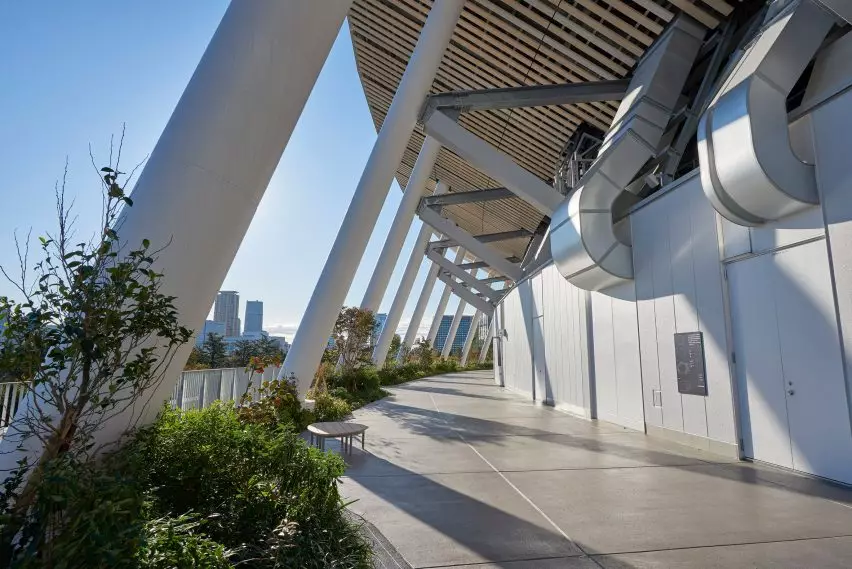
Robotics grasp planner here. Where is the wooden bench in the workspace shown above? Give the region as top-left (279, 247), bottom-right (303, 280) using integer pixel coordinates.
top-left (307, 422), bottom-right (368, 453)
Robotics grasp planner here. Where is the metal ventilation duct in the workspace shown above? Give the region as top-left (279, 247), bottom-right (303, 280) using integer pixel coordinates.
top-left (549, 16), bottom-right (704, 291)
top-left (697, 0), bottom-right (837, 226)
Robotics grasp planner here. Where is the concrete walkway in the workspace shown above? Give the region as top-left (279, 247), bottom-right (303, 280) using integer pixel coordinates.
top-left (338, 370), bottom-right (852, 568)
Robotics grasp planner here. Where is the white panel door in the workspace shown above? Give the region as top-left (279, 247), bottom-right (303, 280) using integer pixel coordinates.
top-left (533, 316), bottom-right (548, 403)
top-left (729, 240), bottom-right (852, 483)
top-left (773, 241), bottom-right (852, 482)
top-left (728, 254), bottom-right (794, 469)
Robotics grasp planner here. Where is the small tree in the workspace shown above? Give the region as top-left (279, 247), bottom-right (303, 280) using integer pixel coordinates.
top-left (201, 332), bottom-right (227, 369)
top-left (410, 338), bottom-right (435, 369)
top-left (184, 346), bottom-right (206, 370)
top-left (387, 334), bottom-right (402, 365)
top-left (332, 307), bottom-right (376, 373)
top-left (0, 152), bottom-right (191, 558)
top-left (255, 335), bottom-right (284, 361)
top-left (229, 338), bottom-right (258, 367)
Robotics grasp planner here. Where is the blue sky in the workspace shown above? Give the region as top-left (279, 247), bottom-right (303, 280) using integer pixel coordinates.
top-left (0, 1), bottom-right (472, 341)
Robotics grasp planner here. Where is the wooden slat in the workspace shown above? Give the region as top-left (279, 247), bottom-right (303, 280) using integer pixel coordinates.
top-left (347, 0), bottom-right (735, 260)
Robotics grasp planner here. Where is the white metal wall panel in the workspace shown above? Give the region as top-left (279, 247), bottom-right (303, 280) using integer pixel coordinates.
top-left (774, 241), bottom-right (852, 482)
top-left (632, 208), bottom-right (664, 426)
top-left (812, 81), bottom-right (852, 444)
top-left (589, 283), bottom-right (644, 431)
top-left (631, 175), bottom-right (737, 444)
top-left (540, 265), bottom-right (592, 416)
top-left (501, 283), bottom-right (534, 397)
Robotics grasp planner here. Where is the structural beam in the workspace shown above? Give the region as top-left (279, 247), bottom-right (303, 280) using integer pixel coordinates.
top-left (436, 272), bottom-right (494, 315)
top-left (427, 249), bottom-right (502, 302)
top-left (421, 187), bottom-right (515, 207)
top-left (423, 111), bottom-right (563, 216)
top-left (429, 228), bottom-right (532, 249)
top-left (479, 275), bottom-right (510, 285)
top-left (419, 205), bottom-right (522, 281)
top-left (420, 79), bottom-right (630, 120)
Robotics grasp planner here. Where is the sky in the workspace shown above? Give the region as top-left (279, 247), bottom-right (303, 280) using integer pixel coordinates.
top-left (0, 1), bottom-right (475, 342)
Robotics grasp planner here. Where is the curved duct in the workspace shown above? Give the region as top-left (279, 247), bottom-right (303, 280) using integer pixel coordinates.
top-left (698, 1), bottom-right (837, 226)
top-left (550, 16), bottom-right (704, 291)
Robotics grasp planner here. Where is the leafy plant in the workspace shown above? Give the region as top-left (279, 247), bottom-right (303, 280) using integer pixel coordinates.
top-left (137, 513), bottom-right (233, 569)
top-left (331, 307), bottom-right (376, 374)
top-left (238, 375), bottom-right (312, 431)
top-left (313, 394), bottom-right (352, 422)
top-left (200, 332), bottom-right (227, 369)
top-left (124, 404), bottom-right (371, 568)
top-left (0, 152), bottom-right (192, 560)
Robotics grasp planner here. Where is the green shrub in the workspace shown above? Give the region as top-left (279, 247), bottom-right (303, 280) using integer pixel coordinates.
top-left (3, 454), bottom-right (146, 569)
top-left (330, 366), bottom-right (381, 393)
top-left (237, 376), bottom-right (314, 432)
top-left (138, 514), bottom-right (232, 568)
top-left (122, 404), bottom-right (371, 568)
top-left (433, 360), bottom-right (459, 374)
top-left (313, 393), bottom-right (352, 422)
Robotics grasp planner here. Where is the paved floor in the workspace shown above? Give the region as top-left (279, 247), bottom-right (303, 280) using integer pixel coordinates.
top-left (335, 370), bottom-right (852, 568)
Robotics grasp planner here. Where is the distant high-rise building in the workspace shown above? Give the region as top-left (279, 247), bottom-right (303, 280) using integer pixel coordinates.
top-left (214, 291), bottom-right (240, 336)
top-left (434, 314), bottom-right (472, 356)
top-left (245, 300), bottom-right (263, 333)
top-left (195, 320), bottom-right (226, 347)
top-left (372, 313), bottom-right (388, 346)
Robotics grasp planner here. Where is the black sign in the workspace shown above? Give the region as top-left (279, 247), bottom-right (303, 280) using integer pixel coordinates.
top-left (674, 332), bottom-right (707, 396)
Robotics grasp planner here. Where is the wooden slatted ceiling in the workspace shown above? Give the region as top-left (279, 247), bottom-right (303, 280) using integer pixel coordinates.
top-left (348, 0), bottom-right (734, 261)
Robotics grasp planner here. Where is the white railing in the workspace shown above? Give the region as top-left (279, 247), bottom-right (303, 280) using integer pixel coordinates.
top-left (0, 382), bottom-right (26, 429)
top-left (172, 366), bottom-right (282, 410)
top-left (0, 367), bottom-right (280, 429)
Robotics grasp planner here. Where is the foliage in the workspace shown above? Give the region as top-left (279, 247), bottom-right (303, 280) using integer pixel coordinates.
top-left (2, 453), bottom-right (146, 569)
top-left (0, 155), bottom-right (192, 560)
top-left (137, 514), bottom-right (233, 569)
top-left (230, 335), bottom-right (284, 368)
top-left (183, 346), bottom-right (207, 370)
top-left (331, 307), bottom-right (376, 373)
top-left (387, 333), bottom-right (402, 363)
top-left (313, 393), bottom-right (352, 422)
top-left (200, 332), bottom-right (227, 369)
top-left (237, 375), bottom-right (313, 432)
top-left (124, 404), bottom-right (372, 568)
top-left (410, 338), bottom-right (436, 369)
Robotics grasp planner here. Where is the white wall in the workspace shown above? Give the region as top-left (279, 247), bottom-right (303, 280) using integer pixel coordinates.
top-left (631, 173), bottom-right (736, 446)
top-left (500, 280), bottom-right (533, 397)
top-left (589, 282), bottom-right (645, 431)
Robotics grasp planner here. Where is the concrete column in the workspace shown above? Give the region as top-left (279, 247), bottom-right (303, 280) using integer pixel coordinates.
top-left (478, 318), bottom-right (494, 363)
top-left (427, 247), bottom-right (465, 346)
top-left (0, 0), bottom-right (354, 464)
top-left (441, 295), bottom-right (467, 359)
top-left (283, 1), bottom-right (463, 395)
top-left (372, 182), bottom-right (449, 367)
top-left (401, 259), bottom-right (441, 354)
top-left (460, 310), bottom-right (484, 366)
top-left (101, 0), bottom-right (351, 440)
top-left (361, 136), bottom-right (442, 312)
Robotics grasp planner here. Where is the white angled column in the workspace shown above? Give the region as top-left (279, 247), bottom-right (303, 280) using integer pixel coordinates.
top-left (373, 181), bottom-right (449, 367)
top-left (402, 260), bottom-right (440, 354)
top-left (441, 296), bottom-right (467, 359)
top-left (427, 247), bottom-right (465, 346)
top-left (283, 1), bottom-right (463, 396)
top-left (460, 310), bottom-right (484, 366)
top-left (89, 0), bottom-right (351, 445)
top-left (361, 136), bottom-right (442, 312)
top-left (478, 318), bottom-right (495, 363)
